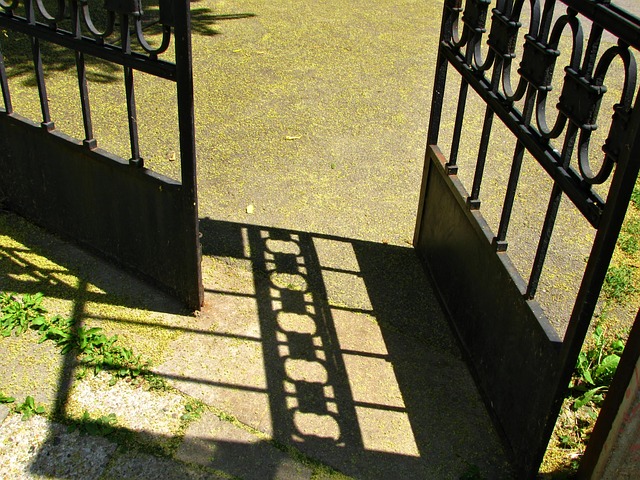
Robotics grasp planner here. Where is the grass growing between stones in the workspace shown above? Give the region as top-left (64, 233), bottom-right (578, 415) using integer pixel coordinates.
top-left (0, 288), bottom-right (188, 453)
top-left (1, 291), bottom-right (166, 390)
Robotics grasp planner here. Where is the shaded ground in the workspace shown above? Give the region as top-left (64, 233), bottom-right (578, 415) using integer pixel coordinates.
top-left (0, 210), bottom-right (513, 479)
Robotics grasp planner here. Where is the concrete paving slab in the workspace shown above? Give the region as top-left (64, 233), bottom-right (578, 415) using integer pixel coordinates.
top-left (0, 414), bottom-right (117, 480)
top-left (155, 293), bottom-right (274, 435)
top-left (0, 405), bottom-right (10, 424)
top-left (104, 450), bottom-right (226, 480)
top-left (0, 331), bottom-right (68, 410)
top-left (176, 411), bottom-right (312, 480)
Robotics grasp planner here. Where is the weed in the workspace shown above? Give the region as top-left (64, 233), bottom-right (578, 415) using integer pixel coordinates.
top-left (68, 410), bottom-right (117, 436)
top-left (214, 409), bottom-right (237, 423)
top-left (14, 395), bottom-right (45, 420)
top-left (602, 265), bottom-right (638, 302)
top-left (144, 374), bottom-right (168, 391)
top-left (1, 292), bottom-right (46, 337)
top-left (1, 291), bottom-right (166, 389)
top-left (181, 399), bottom-right (205, 421)
top-left (569, 325), bottom-right (624, 410)
top-left (0, 392), bottom-right (15, 404)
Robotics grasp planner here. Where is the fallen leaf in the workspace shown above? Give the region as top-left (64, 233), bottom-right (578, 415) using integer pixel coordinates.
top-left (246, 204), bottom-right (255, 214)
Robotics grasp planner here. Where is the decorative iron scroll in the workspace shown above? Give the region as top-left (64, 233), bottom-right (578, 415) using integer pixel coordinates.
top-left (430, 0), bottom-right (640, 296)
top-left (0, 0), bottom-right (174, 65)
top-left (433, 0), bottom-right (639, 227)
top-left (0, 0), bottom-right (184, 166)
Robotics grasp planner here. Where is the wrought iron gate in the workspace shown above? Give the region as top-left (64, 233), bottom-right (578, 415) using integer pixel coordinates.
top-left (0, 0), bottom-right (202, 308)
top-left (414, 0), bottom-right (640, 477)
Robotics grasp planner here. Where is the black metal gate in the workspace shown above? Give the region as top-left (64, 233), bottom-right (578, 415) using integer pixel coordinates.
top-left (0, 0), bottom-right (202, 308)
top-left (414, 0), bottom-right (640, 477)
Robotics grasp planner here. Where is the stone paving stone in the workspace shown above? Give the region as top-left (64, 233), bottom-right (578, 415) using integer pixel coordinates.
top-left (103, 450), bottom-right (226, 480)
top-left (0, 405), bottom-right (9, 424)
top-left (0, 331), bottom-right (68, 409)
top-left (156, 288), bottom-right (274, 436)
top-left (176, 412), bottom-right (312, 480)
top-left (0, 414), bottom-right (116, 480)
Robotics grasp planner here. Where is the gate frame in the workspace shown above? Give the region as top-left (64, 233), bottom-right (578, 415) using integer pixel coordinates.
top-left (414, 0), bottom-right (640, 476)
top-left (0, 0), bottom-right (203, 309)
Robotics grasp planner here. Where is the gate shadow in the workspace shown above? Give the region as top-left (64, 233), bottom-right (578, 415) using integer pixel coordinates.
top-left (194, 218), bottom-right (514, 478)
top-left (0, 212), bottom-right (513, 479)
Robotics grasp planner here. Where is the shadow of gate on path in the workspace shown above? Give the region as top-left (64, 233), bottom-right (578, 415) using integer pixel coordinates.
top-left (179, 218), bottom-right (515, 478)
top-left (0, 212), bottom-right (514, 479)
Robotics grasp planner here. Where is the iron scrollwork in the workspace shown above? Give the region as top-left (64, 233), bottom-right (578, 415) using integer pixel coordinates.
top-left (441, 0), bottom-right (639, 204)
top-left (0, 0), bottom-right (174, 59)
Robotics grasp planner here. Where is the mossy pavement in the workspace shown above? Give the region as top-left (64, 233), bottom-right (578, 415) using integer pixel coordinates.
top-left (1, 0), bottom-right (638, 478)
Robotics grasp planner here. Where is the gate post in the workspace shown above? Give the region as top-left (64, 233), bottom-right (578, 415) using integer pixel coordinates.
top-left (175, 0), bottom-right (204, 309)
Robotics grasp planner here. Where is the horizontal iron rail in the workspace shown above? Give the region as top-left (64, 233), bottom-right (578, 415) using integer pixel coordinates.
top-left (562, 0), bottom-right (640, 51)
top-left (0, 15), bottom-right (177, 81)
top-left (440, 43), bottom-right (605, 228)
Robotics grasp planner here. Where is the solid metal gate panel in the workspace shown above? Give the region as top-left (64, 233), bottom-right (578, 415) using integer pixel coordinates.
top-left (414, 0), bottom-right (640, 477)
top-left (0, 0), bottom-right (203, 309)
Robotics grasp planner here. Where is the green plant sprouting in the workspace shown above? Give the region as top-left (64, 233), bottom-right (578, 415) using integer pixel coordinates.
top-left (569, 326), bottom-right (625, 411)
top-left (1, 292), bottom-right (47, 337)
top-left (1, 291), bottom-right (165, 390)
top-left (14, 395), bottom-right (46, 420)
top-left (181, 399), bottom-right (205, 422)
top-left (67, 410), bottom-right (117, 436)
top-left (0, 391), bottom-right (15, 404)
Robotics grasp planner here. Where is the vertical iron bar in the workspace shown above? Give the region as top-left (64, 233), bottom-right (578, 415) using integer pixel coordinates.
top-left (75, 52), bottom-right (96, 149)
top-left (427, 1), bottom-right (460, 146)
top-left (427, 50), bottom-right (449, 146)
top-left (468, 61), bottom-right (503, 209)
top-left (174, 0), bottom-right (204, 308)
top-left (526, 122), bottom-right (579, 299)
top-left (32, 37), bottom-right (54, 131)
top-left (120, 13), bottom-right (142, 166)
top-left (447, 79), bottom-right (469, 174)
top-left (493, 84), bottom-right (537, 251)
top-left (71, 0), bottom-right (95, 148)
top-left (0, 48), bottom-right (12, 114)
top-left (447, 32), bottom-right (477, 175)
top-left (124, 66), bottom-right (141, 165)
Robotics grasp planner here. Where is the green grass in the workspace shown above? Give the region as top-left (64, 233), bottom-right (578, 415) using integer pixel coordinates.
top-left (544, 182), bottom-right (640, 476)
top-left (603, 265), bottom-right (639, 302)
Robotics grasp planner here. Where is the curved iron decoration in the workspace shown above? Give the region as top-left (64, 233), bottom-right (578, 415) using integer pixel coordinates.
top-left (535, 12), bottom-right (583, 139)
top-left (579, 44), bottom-right (637, 184)
top-left (0, 0), bottom-right (173, 57)
top-left (443, 0), bottom-right (639, 208)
